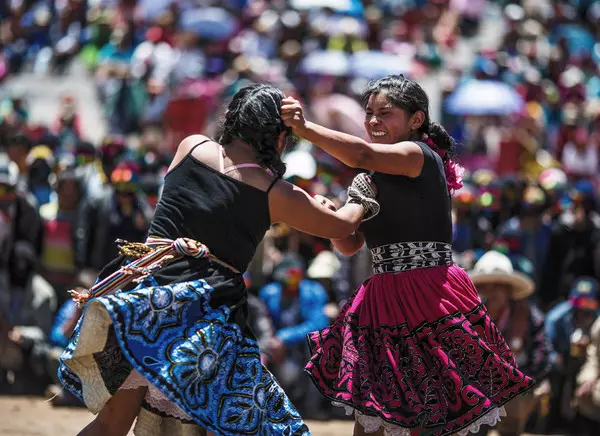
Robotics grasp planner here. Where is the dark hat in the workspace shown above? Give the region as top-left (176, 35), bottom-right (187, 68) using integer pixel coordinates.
top-left (569, 277), bottom-right (599, 311)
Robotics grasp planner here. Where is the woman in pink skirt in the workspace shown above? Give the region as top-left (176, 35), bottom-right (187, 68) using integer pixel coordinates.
top-left (281, 75), bottom-right (535, 436)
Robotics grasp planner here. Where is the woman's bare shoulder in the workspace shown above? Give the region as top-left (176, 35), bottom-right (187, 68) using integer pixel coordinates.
top-left (178, 134), bottom-right (215, 152)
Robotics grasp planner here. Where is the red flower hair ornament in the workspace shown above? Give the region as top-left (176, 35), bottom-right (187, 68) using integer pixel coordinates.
top-left (423, 135), bottom-right (464, 194)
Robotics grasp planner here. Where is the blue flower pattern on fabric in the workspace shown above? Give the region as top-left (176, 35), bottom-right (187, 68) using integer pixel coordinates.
top-left (58, 278), bottom-right (309, 436)
top-left (167, 314), bottom-right (239, 410)
top-left (123, 284), bottom-right (199, 343)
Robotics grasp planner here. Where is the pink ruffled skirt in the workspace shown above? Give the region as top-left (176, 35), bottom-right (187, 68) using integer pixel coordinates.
top-left (306, 264), bottom-right (535, 436)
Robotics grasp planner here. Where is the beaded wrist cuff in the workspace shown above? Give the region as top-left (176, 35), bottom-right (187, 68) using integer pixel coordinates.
top-left (347, 186), bottom-right (380, 221)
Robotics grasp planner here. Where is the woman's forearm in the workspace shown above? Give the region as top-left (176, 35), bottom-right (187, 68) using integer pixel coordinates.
top-left (334, 203), bottom-right (366, 238)
top-left (332, 232), bottom-right (365, 257)
top-left (295, 121), bottom-right (371, 168)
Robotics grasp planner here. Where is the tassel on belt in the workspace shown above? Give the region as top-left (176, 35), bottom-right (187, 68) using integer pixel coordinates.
top-left (69, 237), bottom-right (240, 307)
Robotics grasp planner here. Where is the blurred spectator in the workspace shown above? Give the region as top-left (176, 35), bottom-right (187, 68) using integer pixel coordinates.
top-left (98, 134), bottom-right (128, 181)
top-left (561, 126), bottom-right (598, 180)
top-left (0, 154), bottom-right (43, 276)
top-left (452, 183), bottom-right (493, 253)
top-left (495, 184), bottom-right (553, 276)
top-left (0, 153), bottom-right (55, 392)
top-left (470, 250), bottom-right (552, 436)
top-left (0, 240), bottom-right (56, 395)
top-left (540, 182), bottom-right (600, 308)
top-left (26, 145), bottom-right (55, 208)
top-left (575, 314), bottom-right (600, 435)
top-left (72, 140), bottom-right (104, 200)
top-left (51, 94), bottom-right (82, 153)
top-left (546, 277), bottom-right (600, 367)
top-left (77, 160), bottom-right (152, 272)
top-left (306, 250), bottom-right (343, 321)
top-left (44, 270), bottom-right (92, 407)
top-left (546, 277), bottom-right (600, 429)
top-left (243, 271), bottom-right (286, 368)
top-left (6, 132), bottom-right (33, 193)
top-left (39, 168), bottom-right (84, 305)
top-left (259, 255), bottom-right (329, 419)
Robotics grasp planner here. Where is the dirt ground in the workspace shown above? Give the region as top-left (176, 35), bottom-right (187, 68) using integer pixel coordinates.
top-left (0, 396), bottom-right (354, 435)
top-left (0, 396), bottom-right (555, 436)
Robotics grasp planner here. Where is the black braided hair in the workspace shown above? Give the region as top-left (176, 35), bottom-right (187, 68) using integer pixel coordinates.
top-left (360, 74), bottom-right (457, 159)
top-left (217, 84), bottom-right (290, 178)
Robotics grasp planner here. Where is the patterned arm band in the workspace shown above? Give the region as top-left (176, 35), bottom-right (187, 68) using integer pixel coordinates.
top-left (351, 173), bottom-right (376, 198)
top-left (347, 186), bottom-right (380, 221)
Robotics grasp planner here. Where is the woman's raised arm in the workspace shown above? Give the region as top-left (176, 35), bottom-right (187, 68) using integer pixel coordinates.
top-left (281, 97), bottom-right (424, 177)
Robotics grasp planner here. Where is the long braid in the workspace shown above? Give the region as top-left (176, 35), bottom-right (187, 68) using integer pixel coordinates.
top-left (217, 84), bottom-right (288, 178)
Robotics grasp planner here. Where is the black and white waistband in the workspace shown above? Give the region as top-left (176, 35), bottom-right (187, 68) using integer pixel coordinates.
top-left (371, 241), bottom-right (453, 274)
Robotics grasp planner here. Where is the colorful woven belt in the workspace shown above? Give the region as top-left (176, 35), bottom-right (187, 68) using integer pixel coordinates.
top-left (371, 241), bottom-right (453, 274)
top-left (69, 237), bottom-right (239, 307)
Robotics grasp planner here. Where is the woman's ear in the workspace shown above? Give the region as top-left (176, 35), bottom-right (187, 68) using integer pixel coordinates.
top-left (410, 111), bottom-right (426, 131)
top-left (277, 131), bottom-right (287, 154)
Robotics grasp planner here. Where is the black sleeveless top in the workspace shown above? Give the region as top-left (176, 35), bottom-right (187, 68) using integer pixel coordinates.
top-left (359, 142), bottom-right (453, 248)
top-left (94, 144), bottom-right (275, 336)
top-left (148, 145), bottom-right (274, 273)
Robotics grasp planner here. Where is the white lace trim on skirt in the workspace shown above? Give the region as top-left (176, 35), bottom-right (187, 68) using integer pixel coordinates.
top-left (121, 370), bottom-right (192, 421)
top-left (332, 401), bottom-right (507, 436)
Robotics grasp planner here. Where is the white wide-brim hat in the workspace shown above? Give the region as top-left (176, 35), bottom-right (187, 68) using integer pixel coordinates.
top-left (469, 251), bottom-right (535, 300)
top-left (307, 250), bottom-right (341, 280)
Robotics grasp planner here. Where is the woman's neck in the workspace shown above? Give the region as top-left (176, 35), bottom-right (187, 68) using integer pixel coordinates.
top-left (223, 139), bottom-right (260, 166)
top-left (408, 131), bottom-right (422, 142)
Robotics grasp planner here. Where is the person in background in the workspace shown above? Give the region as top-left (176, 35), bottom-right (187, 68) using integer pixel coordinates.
top-left (470, 250), bottom-right (552, 436)
top-left (546, 277), bottom-right (600, 368)
top-left (243, 272), bottom-right (285, 368)
top-left (6, 132), bottom-right (33, 193)
top-left (72, 140), bottom-right (105, 201)
top-left (540, 181), bottom-right (600, 308)
top-left (306, 249), bottom-right (343, 321)
top-left (575, 314), bottom-right (600, 435)
top-left (0, 149), bottom-right (53, 393)
top-left (452, 183), bottom-right (493, 254)
top-left (0, 154), bottom-right (43, 277)
top-left (0, 239), bottom-right (57, 395)
top-left (98, 134), bottom-right (129, 185)
top-left (46, 271), bottom-right (95, 408)
top-left (545, 277), bottom-right (600, 430)
top-left (39, 168), bottom-right (84, 306)
top-left (561, 126), bottom-right (598, 181)
top-left (259, 255), bottom-right (329, 419)
top-left (496, 184), bottom-right (553, 276)
top-left (52, 94), bottom-right (82, 153)
top-left (76, 161), bottom-right (152, 272)
top-left (26, 145), bottom-right (55, 209)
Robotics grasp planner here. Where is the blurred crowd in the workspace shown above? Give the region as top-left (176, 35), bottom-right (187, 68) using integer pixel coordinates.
top-left (1, 0), bottom-right (600, 434)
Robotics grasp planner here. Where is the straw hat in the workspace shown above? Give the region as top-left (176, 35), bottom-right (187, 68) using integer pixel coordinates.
top-left (469, 251), bottom-right (535, 300)
top-left (307, 251), bottom-right (341, 280)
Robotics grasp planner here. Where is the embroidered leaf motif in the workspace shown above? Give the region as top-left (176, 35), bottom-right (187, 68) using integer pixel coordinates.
top-left (226, 413), bottom-right (244, 424)
top-left (142, 356), bottom-right (159, 366)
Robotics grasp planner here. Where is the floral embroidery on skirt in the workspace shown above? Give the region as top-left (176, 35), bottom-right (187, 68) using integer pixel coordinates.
top-left (306, 265), bottom-right (534, 436)
top-left (59, 279), bottom-right (309, 436)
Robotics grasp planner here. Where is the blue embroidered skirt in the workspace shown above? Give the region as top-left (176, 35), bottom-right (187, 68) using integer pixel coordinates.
top-left (58, 269), bottom-right (310, 436)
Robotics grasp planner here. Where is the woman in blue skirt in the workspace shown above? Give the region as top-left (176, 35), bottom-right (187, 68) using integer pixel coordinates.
top-left (58, 84), bottom-right (380, 436)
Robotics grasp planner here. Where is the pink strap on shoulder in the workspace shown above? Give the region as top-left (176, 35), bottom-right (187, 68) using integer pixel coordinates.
top-left (222, 163), bottom-right (263, 175)
top-left (218, 144), bottom-right (225, 172)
